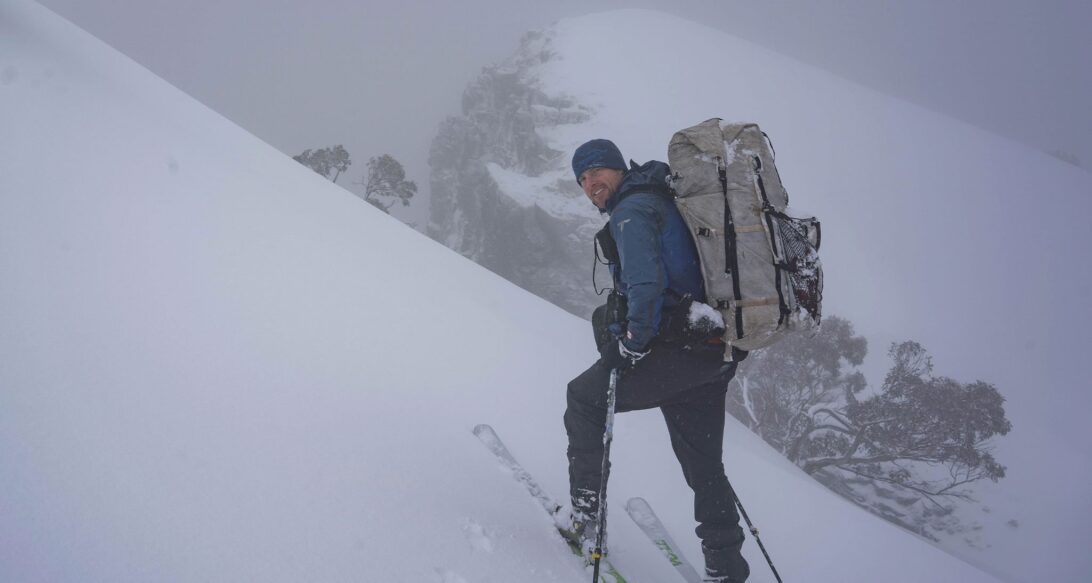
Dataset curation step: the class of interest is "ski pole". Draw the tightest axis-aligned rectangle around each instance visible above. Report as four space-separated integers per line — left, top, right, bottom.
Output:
725 479 783 583
591 368 619 582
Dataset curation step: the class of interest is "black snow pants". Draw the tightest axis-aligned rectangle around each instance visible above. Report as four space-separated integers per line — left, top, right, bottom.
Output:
564 343 749 580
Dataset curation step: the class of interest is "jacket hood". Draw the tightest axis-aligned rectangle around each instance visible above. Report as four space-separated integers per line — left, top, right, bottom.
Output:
605 160 672 213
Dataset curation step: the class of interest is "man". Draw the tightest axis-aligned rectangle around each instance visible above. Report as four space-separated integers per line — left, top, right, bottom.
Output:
565 139 750 583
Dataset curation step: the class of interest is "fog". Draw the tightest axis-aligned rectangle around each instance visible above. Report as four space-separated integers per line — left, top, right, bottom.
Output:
35 0 1092 199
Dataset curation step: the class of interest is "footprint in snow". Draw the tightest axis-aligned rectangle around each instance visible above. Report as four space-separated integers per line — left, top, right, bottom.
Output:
462 518 495 553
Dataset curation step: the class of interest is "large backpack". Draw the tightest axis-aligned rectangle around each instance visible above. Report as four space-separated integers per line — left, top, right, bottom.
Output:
667 119 822 360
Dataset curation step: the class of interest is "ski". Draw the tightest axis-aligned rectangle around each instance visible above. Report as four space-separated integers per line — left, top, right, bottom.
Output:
625 497 704 583
473 424 628 583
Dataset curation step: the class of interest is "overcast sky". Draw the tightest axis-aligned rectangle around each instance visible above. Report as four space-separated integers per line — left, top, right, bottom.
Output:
36 0 1092 192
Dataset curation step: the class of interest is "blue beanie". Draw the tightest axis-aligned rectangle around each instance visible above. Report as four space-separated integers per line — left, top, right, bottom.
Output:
572 139 626 183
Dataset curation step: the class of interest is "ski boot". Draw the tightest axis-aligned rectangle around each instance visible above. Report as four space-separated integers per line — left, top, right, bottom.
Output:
561 510 607 561
702 541 749 583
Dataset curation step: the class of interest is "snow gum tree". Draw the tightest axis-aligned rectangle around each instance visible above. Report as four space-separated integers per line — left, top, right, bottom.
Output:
814 341 1012 501
292 145 352 183
729 316 867 456
730 317 1011 536
363 154 417 213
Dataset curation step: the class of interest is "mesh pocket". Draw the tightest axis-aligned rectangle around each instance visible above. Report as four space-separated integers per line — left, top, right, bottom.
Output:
772 213 822 321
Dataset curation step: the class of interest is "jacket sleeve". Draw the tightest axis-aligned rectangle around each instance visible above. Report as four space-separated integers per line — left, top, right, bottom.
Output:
610 196 666 351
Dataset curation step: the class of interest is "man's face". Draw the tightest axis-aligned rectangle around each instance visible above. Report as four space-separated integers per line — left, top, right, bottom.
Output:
579 167 625 210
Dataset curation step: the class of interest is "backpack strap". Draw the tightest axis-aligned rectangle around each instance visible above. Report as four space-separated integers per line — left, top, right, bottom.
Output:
593 222 622 294
719 161 746 342
751 155 790 323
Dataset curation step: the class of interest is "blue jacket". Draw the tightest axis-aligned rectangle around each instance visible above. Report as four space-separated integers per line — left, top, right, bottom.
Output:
606 161 704 351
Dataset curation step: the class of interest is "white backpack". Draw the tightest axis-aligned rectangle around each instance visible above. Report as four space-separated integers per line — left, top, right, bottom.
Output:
668 119 822 360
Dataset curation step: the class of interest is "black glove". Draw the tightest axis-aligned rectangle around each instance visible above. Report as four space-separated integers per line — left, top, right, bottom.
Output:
599 338 650 371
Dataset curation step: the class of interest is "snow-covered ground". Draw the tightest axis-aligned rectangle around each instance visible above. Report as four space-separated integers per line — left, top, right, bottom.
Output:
0 1 1080 581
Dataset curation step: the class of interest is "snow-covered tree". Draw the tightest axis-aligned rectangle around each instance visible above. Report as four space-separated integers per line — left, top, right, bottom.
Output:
811 341 1011 501
363 154 416 213
292 145 352 183
729 315 868 453
730 318 1011 538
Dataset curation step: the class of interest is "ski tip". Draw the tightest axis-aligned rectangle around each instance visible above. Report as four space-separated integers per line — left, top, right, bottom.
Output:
625 497 658 526
472 423 492 436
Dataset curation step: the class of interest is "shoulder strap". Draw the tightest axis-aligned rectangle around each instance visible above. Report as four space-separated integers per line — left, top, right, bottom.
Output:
593 222 622 294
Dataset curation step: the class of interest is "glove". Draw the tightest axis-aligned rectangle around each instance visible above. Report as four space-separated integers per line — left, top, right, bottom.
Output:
599 338 650 371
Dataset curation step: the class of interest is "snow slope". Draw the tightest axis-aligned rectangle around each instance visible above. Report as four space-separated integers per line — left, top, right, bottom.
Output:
437 11 1092 582
0 1 1010 581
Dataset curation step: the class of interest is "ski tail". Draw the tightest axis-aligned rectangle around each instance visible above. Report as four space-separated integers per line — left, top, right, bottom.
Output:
625 497 705 583
473 424 628 583
472 423 564 524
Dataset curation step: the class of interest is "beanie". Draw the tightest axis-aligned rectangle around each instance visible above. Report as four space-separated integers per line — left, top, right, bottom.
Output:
572 139 626 183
